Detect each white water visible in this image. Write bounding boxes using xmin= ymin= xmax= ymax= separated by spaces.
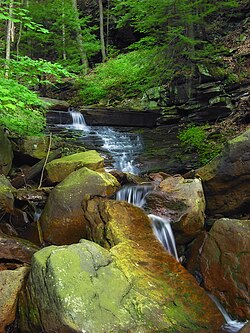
xmin=69 ymin=110 xmax=90 ymax=131
xmin=116 ymin=184 xmax=153 ymax=207
xmin=116 ymin=185 xmax=179 ymax=260
xmin=209 ymin=294 xmax=247 ymax=332
xmin=68 ymin=111 xmax=143 ymax=174
xmin=149 ymin=214 xmax=179 ymax=261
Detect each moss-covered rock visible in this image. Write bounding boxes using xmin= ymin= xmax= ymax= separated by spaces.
xmin=20 ymin=199 xmax=223 ymax=333
xmin=196 ymin=128 xmax=250 ymax=215
xmin=45 ymin=150 xmax=104 ymax=183
xmin=0 ymin=128 xmax=13 ymax=175
xmin=16 ymin=135 xmax=50 ymax=160
xmin=0 ymin=175 xmax=14 ymax=216
xmin=40 ymin=167 xmax=120 ymax=245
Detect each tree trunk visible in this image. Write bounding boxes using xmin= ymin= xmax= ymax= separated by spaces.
xmin=98 ymin=0 xmax=106 ymax=62
xmin=71 ymin=0 xmax=89 ymax=74
xmin=5 ymin=0 xmax=14 ymax=78
xmin=62 ymin=0 xmax=67 ymax=60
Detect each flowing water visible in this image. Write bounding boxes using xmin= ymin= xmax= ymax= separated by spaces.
xmin=48 ymin=110 xmax=143 ymax=174
xmin=209 ymin=294 xmax=248 ymax=332
xmin=47 ymin=109 xmax=247 ymax=333
xmin=115 ymin=185 xmax=179 ymax=261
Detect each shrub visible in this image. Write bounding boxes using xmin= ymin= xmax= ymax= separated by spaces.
xmin=0 ymin=78 xmax=46 ymax=135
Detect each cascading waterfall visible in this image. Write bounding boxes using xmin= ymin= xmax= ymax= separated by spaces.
xmin=116 ymin=184 xmax=153 ymax=207
xmin=67 ymin=111 xmax=143 ymax=174
xmin=115 ymin=185 xmax=179 ymax=261
xmin=209 ymin=294 xmax=247 ymax=333
xmin=69 ymin=109 xmax=90 ymax=131
xmin=149 ymin=214 xmax=179 ymax=261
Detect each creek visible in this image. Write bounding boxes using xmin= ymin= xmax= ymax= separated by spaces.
xmin=47 ymin=109 xmax=247 ymax=333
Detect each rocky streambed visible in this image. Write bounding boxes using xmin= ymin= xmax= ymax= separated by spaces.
xmin=0 ymin=122 xmax=249 ymax=332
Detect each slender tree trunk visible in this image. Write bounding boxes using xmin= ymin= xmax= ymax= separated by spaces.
xmin=98 ymin=0 xmax=106 ymax=62
xmin=62 ymin=0 xmax=67 ymax=60
xmin=16 ymin=0 xmax=24 ymax=59
xmin=106 ymin=0 xmax=110 ymax=56
xmin=5 ymin=0 xmax=14 ymax=78
xmin=72 ymin=0 xmax=88 ymax=74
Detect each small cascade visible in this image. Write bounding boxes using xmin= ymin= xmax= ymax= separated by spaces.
xmin=116 ymin=184 xmax=153 ymax=207
xmin=97 ymin=127 xmax=143 ymax=174
xmin=69 ymin=109 xmax=90 ymax=131
xmin=116 ymin=185 xmax=179 ymax=260
xmin=149 ymin=214 xmax=179 ymax=261
xmin=209 ymin=294 xmax=247 ymax=332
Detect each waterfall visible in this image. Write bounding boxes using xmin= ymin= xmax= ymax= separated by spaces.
xmin=209 ymin=294 xmax=247 ymax=332
xmin=116 ymin=184 xmax=153 ymax=207
xmin=149 ymin=214 xmax=179 ymax=261
xmin=69 ymin=110 xmax=90 ymax=131
xmin=116 ymin=185 xmax=179 ymax=260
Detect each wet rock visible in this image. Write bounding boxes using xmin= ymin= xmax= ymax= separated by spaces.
xmin=45 ymin=150 xmax=104 ymax=183
xmin=0 ymin=230 xmax=39 ymax=264
xmin=239 ymin=322 xmax=250 ymax=333
xmin=19 ymin=198 xmax=223 ymax=333
xmin=39 ymin=97 xmax=70 ymax=111
xmin=0 ymin=267 xmax=29 ymax=333
xmin=40 ymin=167 xmax=120 ymax=245
xmin=199 ymin=218 xmax=250 ymax=319
xmin=145 ymin=176 xmax=205 ymax=245
xmin=196 ymin=128 xmax=250 ymax=215
xmin=0 ymin=175 xmax=14 ymax=216
xmin=0 ymin=127 xmax=13 ymax=175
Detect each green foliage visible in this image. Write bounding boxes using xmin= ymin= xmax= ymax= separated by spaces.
xmin=178 ymin=124 xmax=224 ymax=165
xmin=78 ymin=50 xmax=152 ymax=104
xmin=0 ymin=56 xmax=75 ymax=87
xmin=0 ymin=78 xmax=46 ymax=135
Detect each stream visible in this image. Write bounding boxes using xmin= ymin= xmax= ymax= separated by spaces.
xmin=47 ymin=110 xmax=247 ymax=333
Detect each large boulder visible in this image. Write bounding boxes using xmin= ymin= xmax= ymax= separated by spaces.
xmin=199 ymin=218 xmax=250 ymax=319
xmin=145 ymin=176 xmax=205 ymax=245
xmin=45 ymin=150 xmax=104 ymax=183
xmin=19 ymin=198 xmax=223 ymax=333
xmin=14 ymin=135 xmax=51 ymax=160
xmin=0 ymin=267 xmax=29 ymax=333
xmin=40 ymin=167 xmax=120 ymax=245
xmin=0 ymin=127 xmax=13 ymax=175
xmin=0 ymin=175 xmax=14 ymax=216
xmin=196 ymin=128 xmax=250 ymax=215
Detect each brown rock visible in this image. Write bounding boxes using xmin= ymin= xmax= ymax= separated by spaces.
xmin=0 ymin=230 xmax=39 ymax=264
xmin=200 ymin=218 xmax=250 ymax=319
xmin=40 ymin=167 xmax=120 ymax=245
xmin=196 ymin=128 xmax=250 ymax=215
xmin=82 ymin=197 xmax=224 ymax=332
xmin=0 ymin=267 xmax=29 ymax=333
xmin=145 ymin=176 xmax=205 ymax=245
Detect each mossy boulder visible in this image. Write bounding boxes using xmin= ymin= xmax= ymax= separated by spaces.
xmin=40 ymin=167 xmax=120 ymax=245
xmin=0 ymin=128 xmax=13 ymax=175
xmin=20 ymin=198 xmax=223 ymax=333
xmin=199 ymin=218 xmax=250 ymax=319
xmin=16 ymin=135 xmax=50 ymax=160
xmin=0 ymin=175 xmax=14 ymax=216
xmin=45 ymin=150 xmax=104 ymax=183
xmin=196 ymin=128 xmax=250 ymax=215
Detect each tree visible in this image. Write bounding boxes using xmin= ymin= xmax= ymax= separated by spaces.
xmin=98 ymin=0 xmax=106 ymax=61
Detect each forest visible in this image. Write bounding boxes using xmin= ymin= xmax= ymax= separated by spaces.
xmin=0 ymin=0 xmax=250 ymax=332
xmin=0 ymin=0 xmax=248 ymax=135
